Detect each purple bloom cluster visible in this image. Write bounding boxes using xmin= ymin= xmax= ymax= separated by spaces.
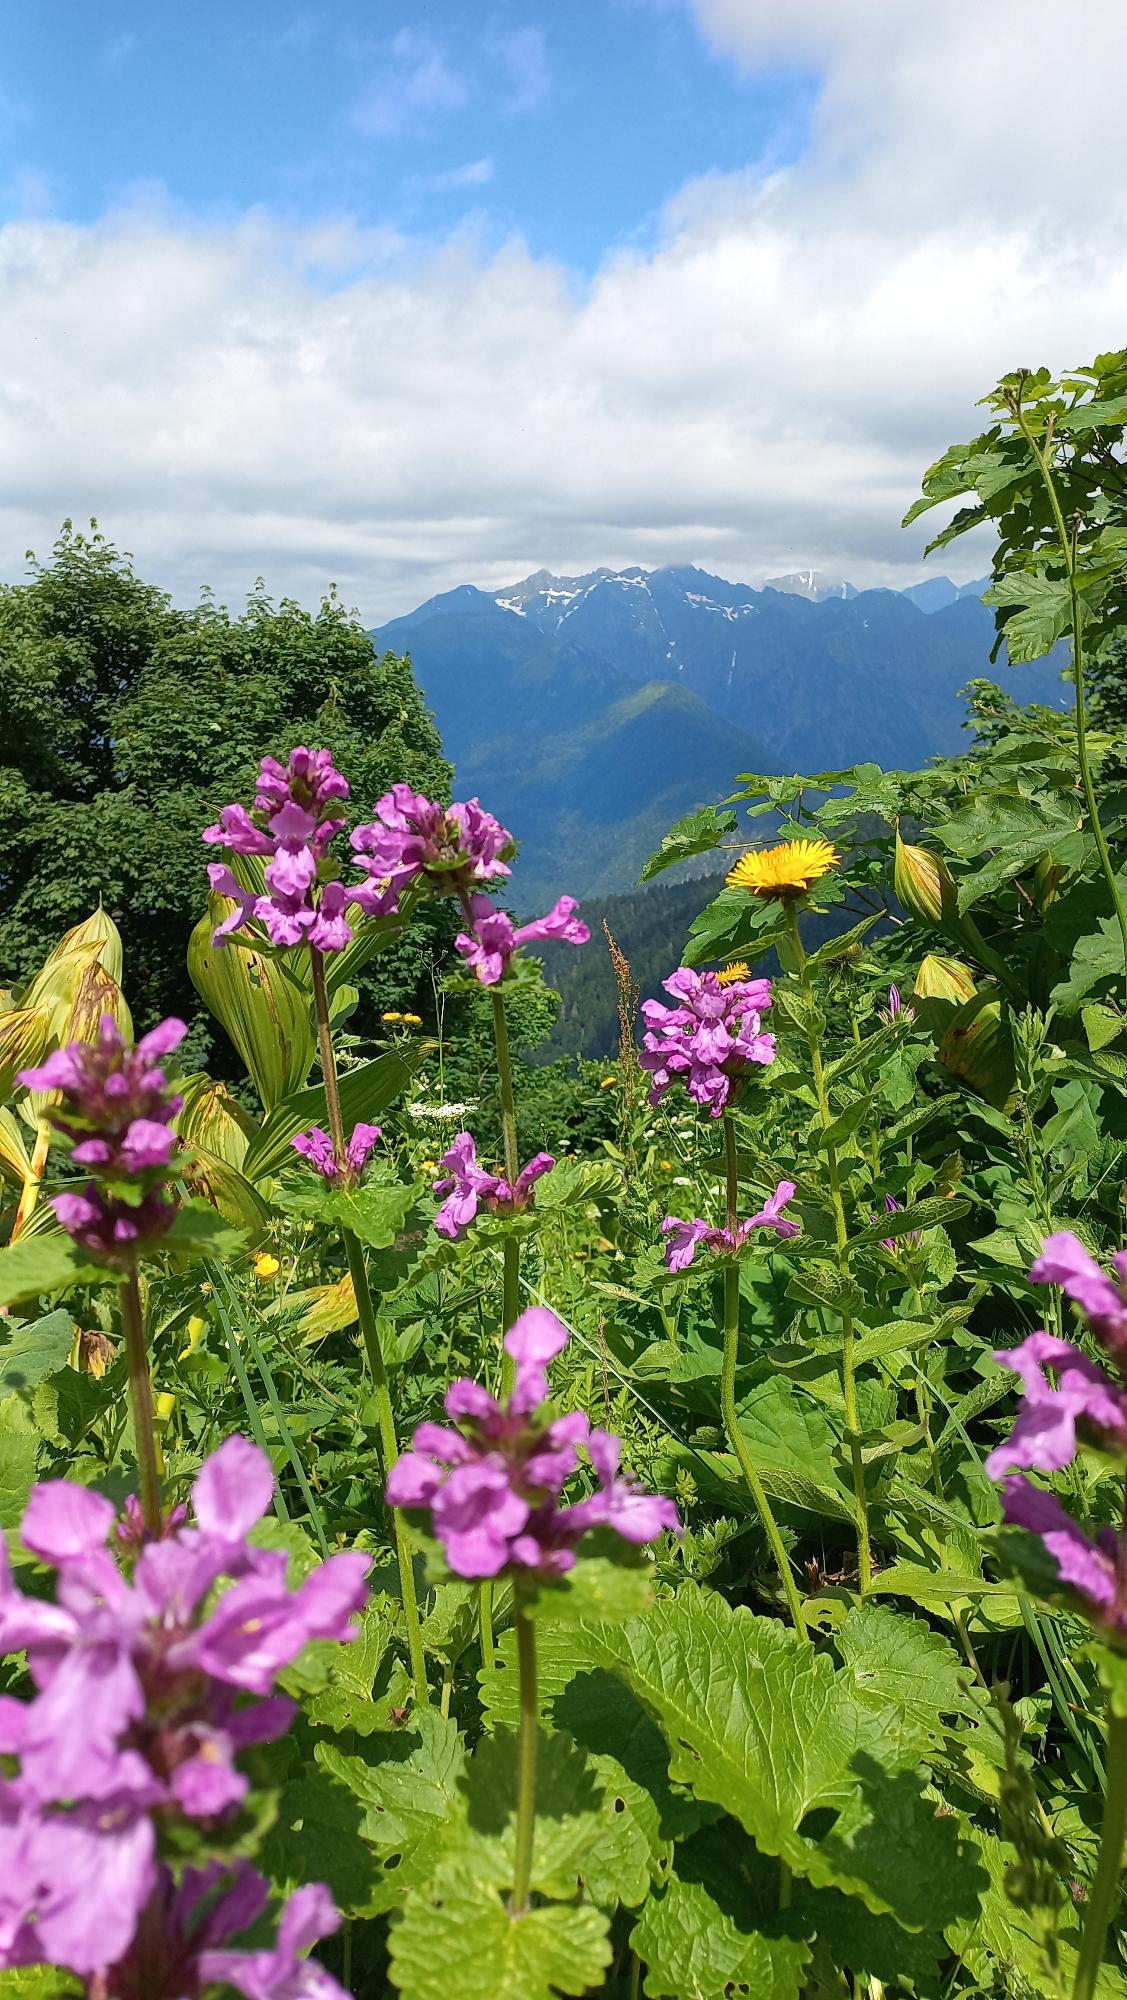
xmin=18 ymin=1015 xmax=187 ymax=1262
xmin=454 ymin=892 xmax=590 ymax=988
xmin=76 ymin=1865 xmax=347 ymax=2000
xmin=990 ymin=1231 xmax=1127 ymax=1630
xmin=640 ymin=967 xmax=776 ymax=1116
xmin=203 ymin=747 xmax=355 ymax=953
xmin=661 ymin=1181 xmax=800 ymax=1270
xmin=0 ymin=1435 xmax=367 ymax=1983
xmin=432 ymin=1132 xmax=555 ymax=1240
xmin=350 ymin=784 xmax=513 ymax=908
xmin=291 ymin=1122 xmax=382 ymax=1185
xmin=387 ymin=1306 xmax=680 ymax=1578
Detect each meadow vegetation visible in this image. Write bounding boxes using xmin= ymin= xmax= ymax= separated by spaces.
xmin=3 ymin=355 xmax=1127 ymax=1997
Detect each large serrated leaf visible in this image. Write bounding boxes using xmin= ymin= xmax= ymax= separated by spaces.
xmin=0 ymin=1234 xmax=109 ymax=1306
xmin=640 ymin=805 xmax=737 ymax=883
xmin=630 ymin=1824 xmax=810 ymax=2000
xmin=388 ymin=1859 xmax=612 ymax=2000
xmin=850 ymin=1196 xmax=970 ymax=1250
xmin=582 ymin=1587 xmax=986 ymax=1928
xmin=835 ymin=1604 xmax=975 ymax=1761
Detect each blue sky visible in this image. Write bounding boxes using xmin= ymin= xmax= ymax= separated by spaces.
xmin=0 ymin=1 xmax=1123 ymax=618
xmin=0 ymin=3 xmax=813 ymax=272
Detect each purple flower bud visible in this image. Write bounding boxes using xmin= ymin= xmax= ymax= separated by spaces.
xmin=455 ymin=892 xmax=589 ymax=986
xmin=291 ymin=1122 xmax=382 ymax=1186
xmin=350 ymin=785 xmax=513 ymax=912
xmin=203 ymin=747 xmax=355 ymax=954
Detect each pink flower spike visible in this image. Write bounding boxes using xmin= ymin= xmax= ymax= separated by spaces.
xmin=985 ymin=1331 xmax=1127 ymax=1478
xmin=1029 ymin=1230 xmax=1127 ymax=1356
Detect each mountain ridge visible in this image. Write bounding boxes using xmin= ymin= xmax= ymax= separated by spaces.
xmin=372 ymin=561 xmax=1063 ymax=904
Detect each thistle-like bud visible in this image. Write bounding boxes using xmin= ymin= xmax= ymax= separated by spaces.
xmin=893 ymin=832 xmax=958 ymax=929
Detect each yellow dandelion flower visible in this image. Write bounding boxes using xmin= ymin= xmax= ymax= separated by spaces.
xmin=726 ymin=838 xmax=840 ymax=900
xmin=599 ymin=1076 xmax=616 ymax=1089
xmin=254 ymin=1252 xmax=281 ymax=1281
xmin=402 ymin=1013 xmax=423 ymax=1027
xmin=382 ymin=1011 xmax=403 ymax=1024
xmin=421 ymin=1158 xmax=438 ymax=1173
xmin=659 ymin=1159 xmax=673 ymax=1171
xmin=716 ymin=960 xmax=750 ymax=987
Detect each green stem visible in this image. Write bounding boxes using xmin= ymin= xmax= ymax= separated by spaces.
xmin=121 ymin=1270 xmax=162 ymax=1536
xmin=491 ymin=987 xmax=521 ymax=1189
xmin=1015 ymin=399 xmax=1127 ymax=988
xmin=1073 ymin=1708 xmax=1127 ymax=2000
xmin=785 ymin=903 xmax=872 ymax=1593
xmin=344 ymin=1228 xmax=429 ymax=1706
xmin=309 ymin=943 xmax=429 ymax=1706
xmin=479 ymin=1578 xmax=497 ymax=1690
xmin=511 ymin=1609 xmax=539 ymax=1914
xmin=720 ymin=1113 xmax=809 ymax=1639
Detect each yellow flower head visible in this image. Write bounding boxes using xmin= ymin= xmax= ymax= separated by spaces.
xmin=726 ymin=838 xmax=840 ymax=900
xmin=254 ymin=1252 xmax=281 ymax=1281
xmin=659 ymin=1159 xmax=673 ymax=1171
xmin=599 ymin=1076 xmax=616 ymax=1089
xmin=402 ymin=1013 xmax=423 ymax=1028
xmin=381 ymin=1011 xmax=403 ymax=1024
xmin=420 ymin=1158 xmax=438 ymax=1172
xmin=716 ymin=960 xmax=750 ymax=987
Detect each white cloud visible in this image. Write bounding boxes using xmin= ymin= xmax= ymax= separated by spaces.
xmin=411 ymin=156 xmax=495 ymax=194
xmin=352 ymin=28 xmax=468 ymax=140
xmin=2 ymin=7 xmax=1127 ymax=621
xmin=487 ymin=25 xmax=550 ymax=113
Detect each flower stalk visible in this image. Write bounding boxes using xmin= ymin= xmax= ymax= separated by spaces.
xmin=310 ymin=949 xmax=429 ymax=1707
xmin=1073 ymin=1706 xmax=1127 ymax=2000
xmin=720 ymin=1111 xmax=809 ymax=1639
xmin=784 ymin=902 xmax=873 ymax=1593
xmin=120 ymin=1270 xmax=163 ymax=1538
xmin=511 ymin=1607 xmax=539 ymax=1914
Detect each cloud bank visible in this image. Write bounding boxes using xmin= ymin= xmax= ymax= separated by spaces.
xmin=2 ymin=0 xmax=1125 ymax=620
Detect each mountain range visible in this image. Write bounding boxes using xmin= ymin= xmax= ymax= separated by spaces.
xmin=372 ymin=564 xmax=1066 ymax=905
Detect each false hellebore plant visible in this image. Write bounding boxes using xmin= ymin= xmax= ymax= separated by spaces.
xmin=990 ymin=1231 xmax=1127 ymax=2000
xmin=388 ymin=1306 xmax=679 ymax=1915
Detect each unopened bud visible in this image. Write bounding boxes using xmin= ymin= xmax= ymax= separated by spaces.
xmin=894 ymin=832 xmax=958 ymax=928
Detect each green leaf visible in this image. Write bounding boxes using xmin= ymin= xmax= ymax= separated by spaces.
xmin=785 ymin=1263 xmax=865 ymax=1318
xmin=243 ymin=1051 xmax=416 ymax=1181
xmin=1084 ymin=1002 xmax=1127 ymax=1051
xmin=683 ymin=889 xmax=787 ymax=970
xmin=640 ymin=805 xmax=737 ymax=883
xmin=259 ymin=1760 xmax=387 ymax=1917
xmin=869 ymin=1562 xmax=1012 ymax=1604
xmin=983 ymin=572 xmax=1071 ymax=664
xmin=0 ymin=1972 xmax=81 ymax=1998
xmin=189 ymin=907 xmax=317 ymax=1110
xmin=0 ymin=1234 xmax=107 ymax=1306
xmin=1090 ymin=1644 xmax=1127 ymax=1720
xmin=835 ymin=1605 xmax=975 ymax=1761
xmin=458 ymin=1728 xmax=610 ymax=1900
xmin=303 ymin=1599 xmax=397 ymax=1733
xmin=816 ymin=1099 xmax=870 ymax=1151
xmin=314 ymin=1711 xmax=467 ymax=1916
xmin=533 ymin=1157 xmax=620 ymax=1209
xmin=582 ymin=1586 xmax=986 ymax=1928
xmin=276 ymin=1171 xmax=416 ymax=1249
xmin=0 ymin=1308 xmax=73 ymax=1393
xmin=0 ymin=1421 xmax=39 ymax=1528
xmin=388 ymin=1859 xmax=612 ymax=2000
xmin=521 ymin=1532 xmax=656 ymax=1625
xmin=789 ymin=1880 xmax=947 ymax=1989
xmin=850 ymin=1196 xmax=970 ymax=1249
xmin=630 ymin=1825 xmax=810 ymax=2000
xmin=949 ymin=1826 xmax=1125 ymax=2000
xmin=162 ymin=1199 xmax=248 ymax=1260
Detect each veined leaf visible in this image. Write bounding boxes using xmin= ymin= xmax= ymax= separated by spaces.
xmin=583 ymin=1586 xmax=985 ymax=1927
xmin=388 ymin=1859 xmax=612 ymax=2000
xmin=189 ymin=903 xmax=316 ymax=1110
xmin=243 ymin=1050 xmax=416 ymax=1182
xmin=640 ymin=804 xmax=737 ymax=883
xmin=850 ymin=1195 xmax=970 ymax=1250
xmin=0 ymin=1233 xmax=109 ymax=1305
xmin=630 ymin=1824 xmax=810 ymax=2000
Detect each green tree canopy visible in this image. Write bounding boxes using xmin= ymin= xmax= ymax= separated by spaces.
xmin=0 ymin=522 xmax=454 ymax=1060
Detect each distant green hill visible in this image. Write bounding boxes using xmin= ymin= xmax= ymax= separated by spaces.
xmin=537 ymin=873 xmax=874 ymax=1061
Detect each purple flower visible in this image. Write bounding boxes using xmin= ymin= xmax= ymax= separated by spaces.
xmin=985 ymin=1331 xmax=1127 ymax=1478
xmin=661 ymin=1180 xmax=799 ymax=1269
xmin=203 ymin=747 xmax=356 ymax=954
xmin=454 ymin=892 xmax=589 ymax=987
xmin=432 ymin=1131 xmax=555 ymax=1239
xmin=998 ymin=1474 xmax=1121 ymax=1620
xmin=387 ymin=1306 xmax=679 ymax=1579
xmin=291 ymin=1122 xmax=382 ymax=1186
xmin=18 ymin=1014 xmax=186 ymax=1263
xmin=350 ymin=785 xmax=513 ymax=911
xmin=1029 ymin=1231 xmax=1127 ymax=1359
xmin=639 ymin=966 xmax=775 ymax=1116
xmin=0 ymin=1435 xmax=369 ymax=1983
xmin=25 ymin=1860 xmax=350 ymax=2000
